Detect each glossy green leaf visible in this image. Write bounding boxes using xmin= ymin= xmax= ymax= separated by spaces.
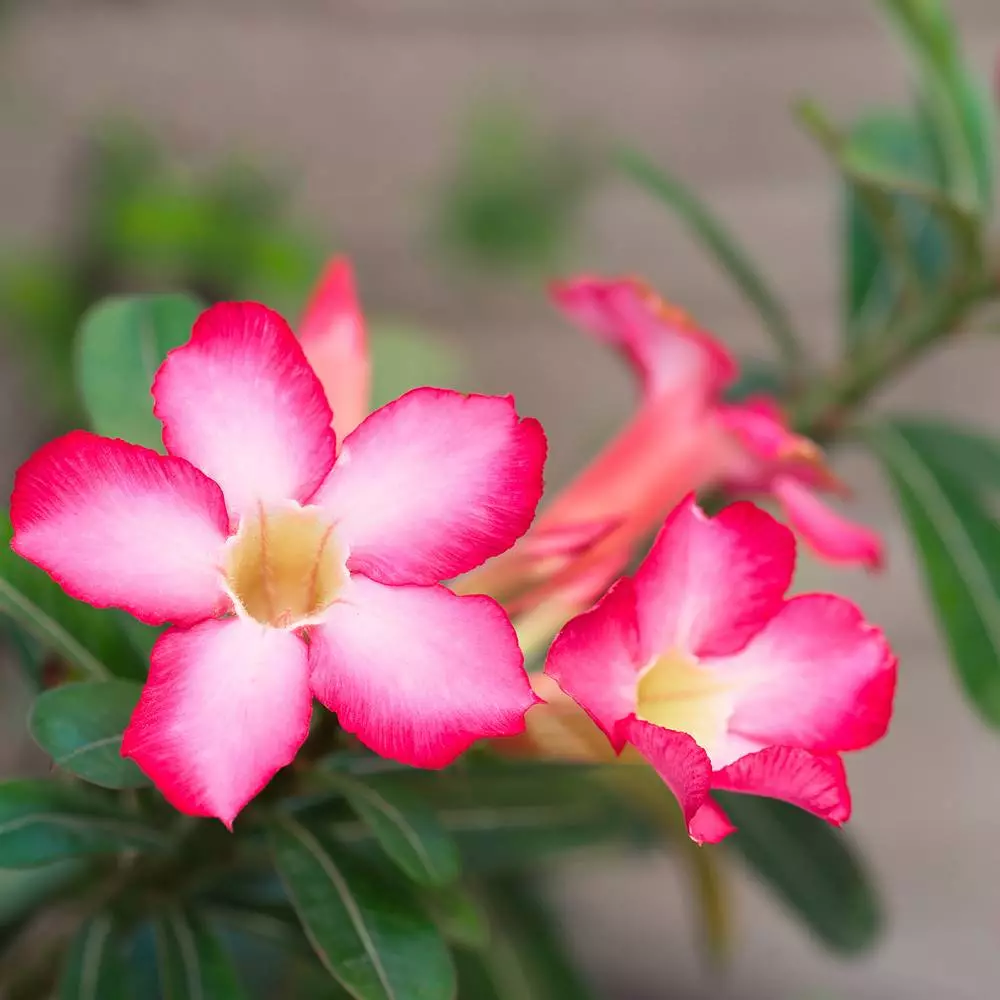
xmin=328 ymin=773 xmax=460 ymax=888
xmin=153 ymin=908 xmax=248 ymax=1000
xmin=369 ymin=323 xmax=463 ymax=411
xmin=0 ymin=514 xmax=142 ymax=683
xmin=58 ymin=914 xmax=129 ymax=1000
xmin=619 ymin=146 xmax=802 ymax=366
xmin=0 ymin=780 xmax=165 ymax=868
xmin=720 ymin=794 xmax=880 ymax=953
xmin=75 ymin=294 xmax=202 ymax=450
xmin=30 ymin=681 xmax=148 ymax=789
xmin=269 ymin=816 xmax=456 ymax=1000
xmin=869 ymin=420 xmax=1000 ymax=725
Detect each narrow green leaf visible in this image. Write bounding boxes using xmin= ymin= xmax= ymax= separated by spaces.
xmin=878 ymin=0 xmax=995 ymax=211
xmin=869 ymin=420 xmax=1000 ymax=725
xmin=0 ymin=514 xmax=142 ymax=683
xmin=720 ymin=794 xmax=880 ymax=953
xmin=269 ymin=815 xmax=456 ymax=1000
xmin=30 ymin=681 xmax=148 ymax=789
xmin=878 ymin=417 xmax=1000 ymax=493
xmin=75 ymin=294 xmax=203 ymax=450
xmin=153 ymin=908 xmax=248 ymax=1000
xmin=327 ymin=773 xmax=460 ymax=888
xmin=421 ymin=885 xmax=489 ymax=951
xmin=0 ymin=780 xmax=165 ymax=868
xmin=618 ymin=146 xmax=802 ymax=366
xmin=59 ymin=914 xmax=128 ymax=1000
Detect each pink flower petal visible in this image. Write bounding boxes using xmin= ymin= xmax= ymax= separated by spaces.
xmin=153 ymin=302 xmax=336 ymax=521
xmin=312 ymin=388 xmax=546 ymax=585
xmin=710 ymin=747 xmax=852 ymax=825
xmin=550 ymin=277 xmax=736 ymax=401
xmin=299 ymin=257 xmax=371 ymax=442
xmin=122 ymin=618 xmax=312 ymax=826
xmin=624 ymin=717 xmax=713 ymax=831
xmin=11 ymin=431 xmax=229 ymax=626
xmin=632 ymin=497 xmax=795 ymax=661
xmin=544 ymin=577 xmax=642 ymax=750
xmin=309 ymin=576 xmax=538 ymax=767
xmin=772 ymin=476 xmax=884 ymax=570
xmin=717 ymin=594 xmax=896 ymax=754
xmin=687 ymin=798 xmax=737 ymax=845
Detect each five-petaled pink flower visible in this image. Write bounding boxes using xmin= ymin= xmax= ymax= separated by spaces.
xmin=544 ymin=495 xmax=896 ymax=843
xmin=10 ymin=302 xmax=546 ymax=826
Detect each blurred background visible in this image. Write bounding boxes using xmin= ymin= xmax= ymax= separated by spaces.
xmin=1 ymin=1 xmax=999 ymax=997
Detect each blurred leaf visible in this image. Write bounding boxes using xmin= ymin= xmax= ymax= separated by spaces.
xmin=153 ymin=908 xmax=248 ymax=1000
xmin=619 ymin=146 xmax=802 ymax=366
xmin=59 ymin=914 xmax=129 ymax=1000
xmin=457 ymin=875 xmax=595 ymax=1000
xmin=877 ymin=417 xmax=1000 ymax=493
xmin=435 ymin=103 xmax=593 ymax=272
xmin=0 ymin=514 xmax=145 ymax=683
xmin=869 ymin=420 xmax=1000 ymax=726
xmin=326 ymin=772 xmax=460 ymax=888
xmin=420 ymin=885 xmax=490 ymax=951
xmin=0 ymin=780 xmax=166 ymax=867
xmin=30 ymin=680 xmax=148 ymax=789
xmin=724 ymin=359 xmax=786 ymax=404
xmin=842 ymin=111 xmax=954 ymax=340
xmin=0 ymin=861 xmax=82 ymax=927
xmin=75 ymin=294 xmax=203 ymax=450
xmin=368 ymin=323 xmax=463 ymax=410
xmin=720 ymin=794 xmax=880 ymax=953
xmin=270 ymin=816 xmax=456 ymax=1000
xmin=879 ymin=0 xmax=996 ymax=212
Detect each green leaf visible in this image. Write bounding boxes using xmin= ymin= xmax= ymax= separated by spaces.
xmin=153 ymin=908 xmax=248 ymax=1000
xmin=369 ymin=323 xmax=463 ymax=411
xmin=269 ymin=815 xmax=456 ymax=1000
xmin=869 ymin=420 xmax=1000 ymax=725
xmin=0 ymin=780 xmax=165 ymax=868
xmin=327 ymin=773 xmax=460 ymax=888
xmin=75 ymin=294 xmax=203 ymax=450
xmin=842 ymin=111 xmax=953 ymax=338
xmin=618 ymin=146 xmax=803 ymax=366
xmin=723 ymin=359 xmax=786 ymax=404
xmin=0 ymin=514 xmax=143 ymax=683
xmin=720 ymin=794 xmax=880 ymax=953
xmin=59 ymin=914 xmax=129 ymax=1000
xmin=876 ymin=417 xmax=1000 ymax=493
xmin=30 ymin=681 xmax=148 ymax=789
xmin=421 ymin=885 xmax=489 ymax=951
xmin=878 ymin=0 xmax=996 ymax=212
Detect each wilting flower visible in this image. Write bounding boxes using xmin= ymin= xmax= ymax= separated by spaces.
xmin=544 ymin=495 xmax=896 ymax=843
xmin=462 ymin=277 xmax=882 ymax=632
xmin=11 ymin=302 xmax=545 ymax=825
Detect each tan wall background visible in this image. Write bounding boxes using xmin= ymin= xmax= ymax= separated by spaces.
xmin=2 ymin=2 xmax=1000 ymax=997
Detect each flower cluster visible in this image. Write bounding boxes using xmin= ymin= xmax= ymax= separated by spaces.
xmin=9 ymin=258 xmax=896 ymax=840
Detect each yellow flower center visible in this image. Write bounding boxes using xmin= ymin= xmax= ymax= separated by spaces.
xmin=636 ymin=648 xmax=733 ymax=753
xmin=223 ymin=504 xmax=348 ymax=629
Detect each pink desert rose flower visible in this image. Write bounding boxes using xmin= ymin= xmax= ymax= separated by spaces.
xmin=10 ymin=302 xmax=546 ymax=826
xmin=464 ymin=277 xmax=883 ymax=629
xmin=544 ymin=495 xmax=896 ymax=843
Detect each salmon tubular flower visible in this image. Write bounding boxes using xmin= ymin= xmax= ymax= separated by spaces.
xmin=544 ymin=495 xmax=896 ymax=844
xmin=10 ymin=302 xmax=546 ymax=826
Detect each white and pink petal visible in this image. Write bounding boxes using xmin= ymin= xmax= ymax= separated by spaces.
xmin=153 ymin=302 xmax=336 ymax=521
xmin=309 ymin=576 xmax=538 ymax=768
xmin=312 ymin=388 xmax=546 ymax=585
xmin=11 ymin=431 xmax=229 ymax=626
xmin=122 ymin=618 xmax=313 ymax=827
